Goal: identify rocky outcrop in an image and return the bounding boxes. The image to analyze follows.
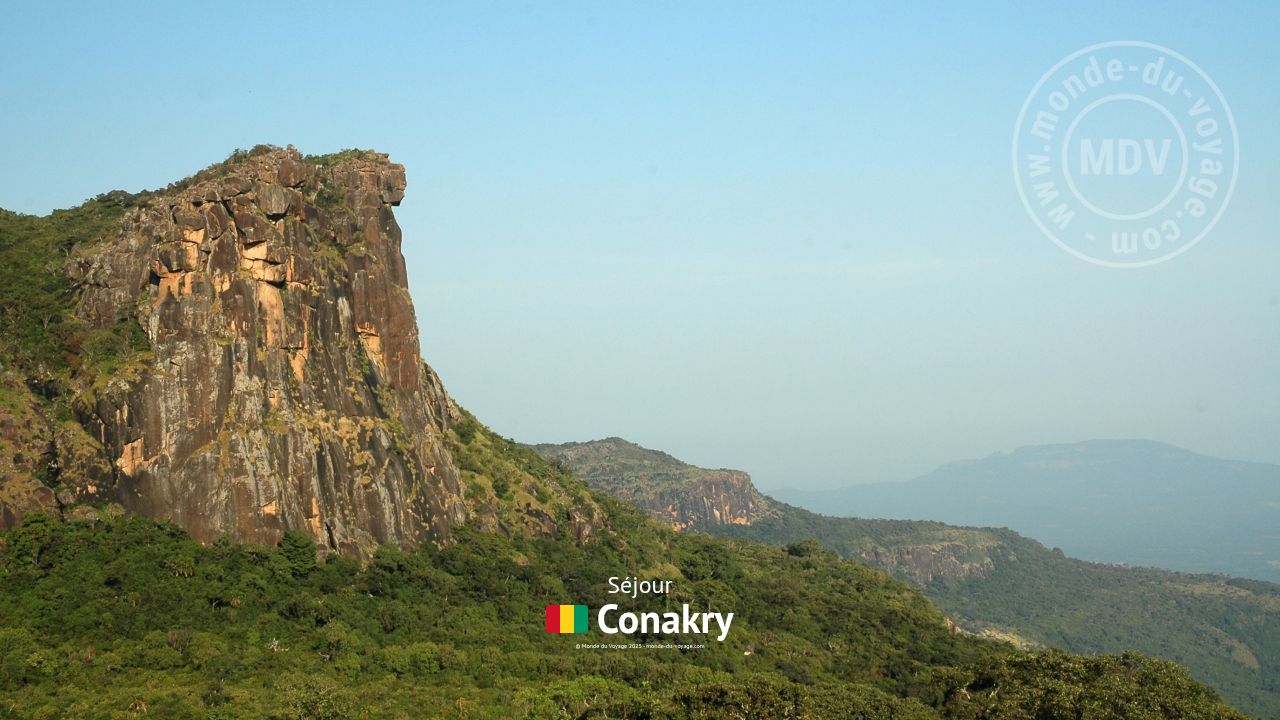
[646,468,765,530]
[9,147,471,558]
[857,542,996,589]
[535,438,1001,588]
[534,438,773,530]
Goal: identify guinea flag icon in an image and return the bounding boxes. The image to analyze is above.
[545,604,589,634]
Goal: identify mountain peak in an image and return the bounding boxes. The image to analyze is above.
[0,147,602,557]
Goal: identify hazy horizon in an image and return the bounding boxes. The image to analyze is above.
[558,435,1278,491]
[3,2,1277,492]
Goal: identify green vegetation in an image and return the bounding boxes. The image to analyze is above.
[532,437,756,496]
[0,505,1249,719]
[162,145,279,195]
[538,438,1280,717]
[303,148,382,169]
[713,506,1280,718]
[0,194,152,504]
[447,408,600,535]
[929,531,1280,719]
[712,508,998,562]
[0,195,141,382]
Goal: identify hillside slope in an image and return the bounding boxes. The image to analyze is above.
[0,149,1256,719]
[0,434,1252,719]
[778,440,1280,583]
[538,438,1280,717]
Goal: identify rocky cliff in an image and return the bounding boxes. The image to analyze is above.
[856,541,997,589]
[0,146,598,558]
[534,438,773,530]
[534,438,1003,589]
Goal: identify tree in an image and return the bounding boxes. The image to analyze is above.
[277,530,317,577]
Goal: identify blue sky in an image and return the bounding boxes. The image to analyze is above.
[2,2,1277,489]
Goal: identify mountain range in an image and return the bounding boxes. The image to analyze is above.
[536,437,1280,717]
[777,439,1280,583]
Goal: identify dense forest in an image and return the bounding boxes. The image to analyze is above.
[0,485,1251,718]
[711,505,1280,718]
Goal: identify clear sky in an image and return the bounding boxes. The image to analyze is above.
[2,2,1277,490]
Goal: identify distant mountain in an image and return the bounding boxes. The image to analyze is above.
[537,438,1280,718]
[776,440,1280,583]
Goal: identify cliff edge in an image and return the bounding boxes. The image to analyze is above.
[0,146,599,558]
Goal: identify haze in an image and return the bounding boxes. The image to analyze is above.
[1,2,1277,490]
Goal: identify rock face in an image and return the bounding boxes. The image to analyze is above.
[647,468,763,531]
[856,542,996,589]
[533,438,772,530]
[535,437,999,589]
[49,148,464,557]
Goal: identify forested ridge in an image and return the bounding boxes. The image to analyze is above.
[538,438,1280,718]
[714,504,1280,718]
[0,427,1251,719]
